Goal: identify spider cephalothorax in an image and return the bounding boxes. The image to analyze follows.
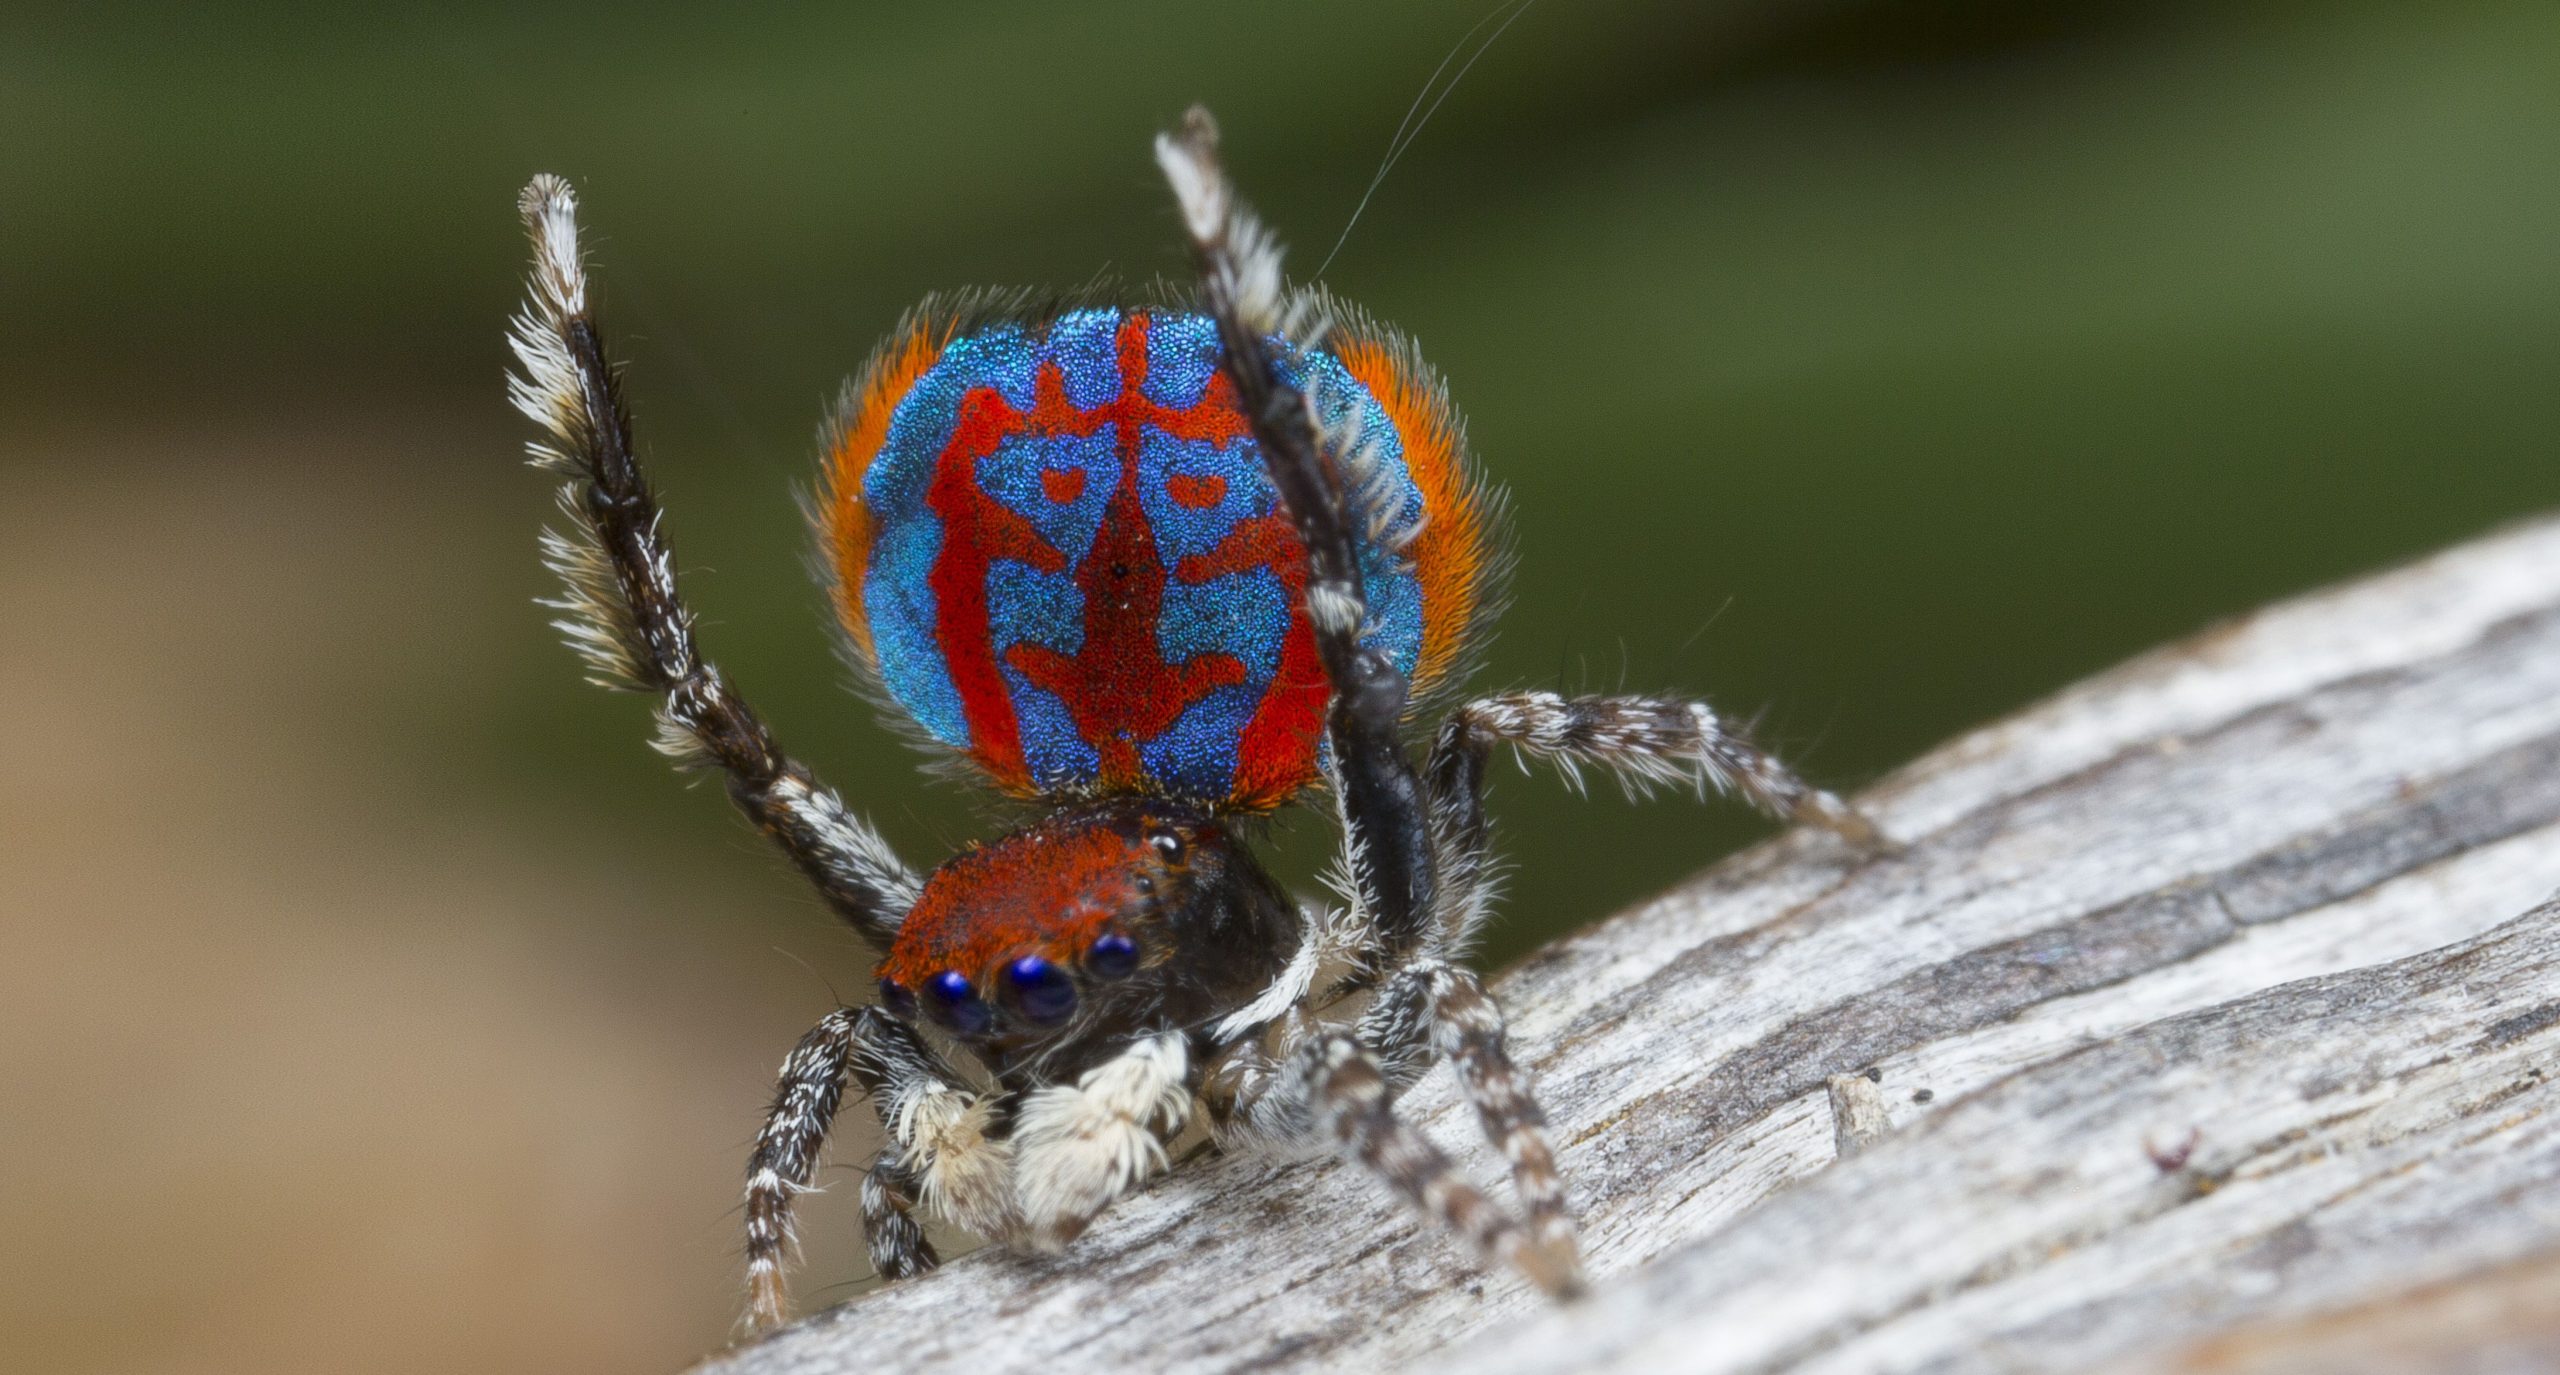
[879,800,1295,1080]
[507,107,1881,1333]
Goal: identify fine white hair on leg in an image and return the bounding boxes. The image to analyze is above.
[506,174,919,945]
[508,178,661,697]
[742,1007,1005,1331]
[1204,890,1370,1160]
[1318,755,1386,951]
[858,1150,938,1282]
[1306,367,1420,554]
[1434,691,1885,847]
[1215,1035,1324,1156]
[766,771,924,914]
[1306,583,1369,638]
[517,174,587,315]
[1212,899,1350,1046]
[742,1008,861,1332]
[1153,107,1287,338]
[892,1082,1018,1245]
[742,1010,853,1331]
[1298,1030,1581,1299]
[508,175,591,454]
[1421,745,1503,958]
[1153,117,1229,247]
[1012,1032,1194,1251]
[1436,850,1504,962]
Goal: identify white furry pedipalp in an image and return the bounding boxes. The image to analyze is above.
[890,1082,1018,1242]
[1011,1032,1193,1250]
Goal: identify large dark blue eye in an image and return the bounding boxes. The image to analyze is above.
[925,970,992,1036]
[1087,933,1140,981]
[1004,954,1077,1026]
[877,977,917,1018]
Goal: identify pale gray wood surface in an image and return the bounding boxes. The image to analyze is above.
[697,516,2560,1375]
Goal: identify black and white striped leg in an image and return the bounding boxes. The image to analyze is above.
[509,175,920,948]
[1299,1031,1581,1299]
[1364,962,1578,1271]
[742,1007,1002,1330]
[1156,109,1442,962]
[743,1008,862,1330]
[859,1150,938,1282]
[1433,691,1882,852]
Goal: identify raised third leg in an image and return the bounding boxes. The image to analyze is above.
[1433,691,1881,847]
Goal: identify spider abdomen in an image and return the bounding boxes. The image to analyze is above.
[822,305,1493,812]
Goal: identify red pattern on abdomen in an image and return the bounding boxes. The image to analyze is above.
[928,313,1321,798]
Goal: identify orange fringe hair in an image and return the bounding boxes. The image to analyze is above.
[1333,329,1496,703]
[819,315,954,662]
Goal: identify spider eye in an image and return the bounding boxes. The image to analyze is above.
[1087,932,1140,980]
[1148,828,1184,862]
[924,970,992,1037]
[1003,954,1078,1026]
[877,977,917,1019]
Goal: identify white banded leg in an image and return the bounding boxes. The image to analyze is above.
[742,1007,1008,1330]
[858,1149,937,1282]
[1434,691,1881,845]
[1156,108,1444,962]
[1296,1030,1581,1298]
[510,175,920,947]
[1377,961,1577,1269]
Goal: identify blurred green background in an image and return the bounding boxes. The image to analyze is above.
[5,2,2556,1372]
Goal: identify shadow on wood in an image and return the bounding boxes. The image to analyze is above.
[698,515,2560,1375]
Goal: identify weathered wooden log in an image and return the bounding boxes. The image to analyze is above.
[697,515,2560,1375]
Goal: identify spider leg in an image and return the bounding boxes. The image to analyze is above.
[1012,1031,1195,1251]
[1291,1029,1580,1298]
[858,1149,938,1283]
[1206,941,1583,1295]
[1426,692,1878,954]
[1160,109,1577,1298]
[1365,960,1577,1266]
[508,176,918,948]
[1156,109,1440,965]
[1441,687,1876,842]
[742,1007,1011,1330]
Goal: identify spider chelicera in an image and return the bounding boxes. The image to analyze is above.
[507,107,1880,1331]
